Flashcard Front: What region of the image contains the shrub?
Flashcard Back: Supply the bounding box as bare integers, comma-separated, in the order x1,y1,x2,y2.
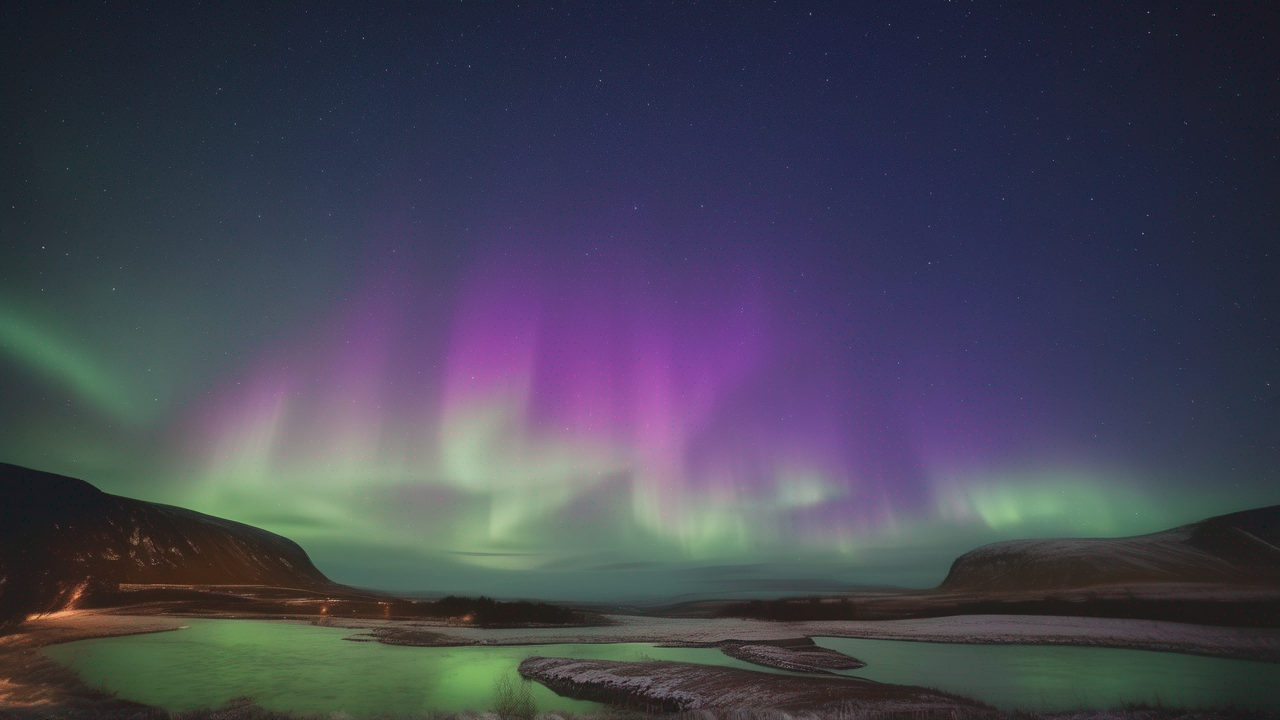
492,671,538,720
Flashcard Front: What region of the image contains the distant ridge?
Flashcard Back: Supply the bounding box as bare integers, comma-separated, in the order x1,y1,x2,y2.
715,504,1280,626
939,505,1280,591
0,463,335,629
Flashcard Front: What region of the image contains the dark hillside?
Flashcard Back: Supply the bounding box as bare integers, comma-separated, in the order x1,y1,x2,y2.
939,505,1280,592
0,463,334,630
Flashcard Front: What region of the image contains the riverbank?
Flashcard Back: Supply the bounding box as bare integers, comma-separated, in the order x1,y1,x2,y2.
312,611,1280,663
4,610,1279,718
0,611,183,715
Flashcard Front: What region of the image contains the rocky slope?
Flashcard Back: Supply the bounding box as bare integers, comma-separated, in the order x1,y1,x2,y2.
939,505,1280,591
0,463,335,629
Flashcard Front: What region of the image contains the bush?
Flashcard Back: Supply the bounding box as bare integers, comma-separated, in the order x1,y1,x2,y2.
492,671,537,720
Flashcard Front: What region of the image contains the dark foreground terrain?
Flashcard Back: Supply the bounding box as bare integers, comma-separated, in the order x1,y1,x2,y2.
82,584,595,627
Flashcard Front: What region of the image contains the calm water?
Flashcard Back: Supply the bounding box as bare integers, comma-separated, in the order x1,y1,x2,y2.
817,636,1280,712
43,620,788,717
43,620,1280,716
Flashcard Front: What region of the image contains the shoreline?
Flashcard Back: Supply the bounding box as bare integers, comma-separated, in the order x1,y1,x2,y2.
518,656,989,715
303,611,1280,663
0,611,185,715
4,609,1278,718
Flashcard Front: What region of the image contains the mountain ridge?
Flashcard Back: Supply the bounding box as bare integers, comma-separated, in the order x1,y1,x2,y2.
0,462,336,629
939,504,1280,591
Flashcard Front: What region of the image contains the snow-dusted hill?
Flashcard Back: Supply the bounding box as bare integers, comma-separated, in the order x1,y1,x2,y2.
0,463,334,629
940,505,1280,591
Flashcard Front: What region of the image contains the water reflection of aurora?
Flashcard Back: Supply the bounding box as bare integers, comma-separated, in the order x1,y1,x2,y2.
43,621,1280,716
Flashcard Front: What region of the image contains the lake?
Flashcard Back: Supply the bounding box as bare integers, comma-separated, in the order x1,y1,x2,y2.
43,619,1280,716
816,636,1280,712
42,619,778,716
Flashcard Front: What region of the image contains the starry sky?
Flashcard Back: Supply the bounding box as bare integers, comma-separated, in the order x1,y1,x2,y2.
1,2,1276,601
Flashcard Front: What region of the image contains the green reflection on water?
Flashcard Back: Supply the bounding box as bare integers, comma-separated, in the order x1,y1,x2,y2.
816,637,1280,712
43,619,778,717
43,620,1280,716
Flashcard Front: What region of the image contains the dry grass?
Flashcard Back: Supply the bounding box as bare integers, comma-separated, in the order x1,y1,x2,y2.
492,672,538,720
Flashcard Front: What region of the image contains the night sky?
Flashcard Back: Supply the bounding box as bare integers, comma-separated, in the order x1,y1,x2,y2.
2,2,1276,600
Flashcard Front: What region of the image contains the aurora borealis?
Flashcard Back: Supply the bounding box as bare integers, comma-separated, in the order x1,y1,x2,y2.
1,3,1275,600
